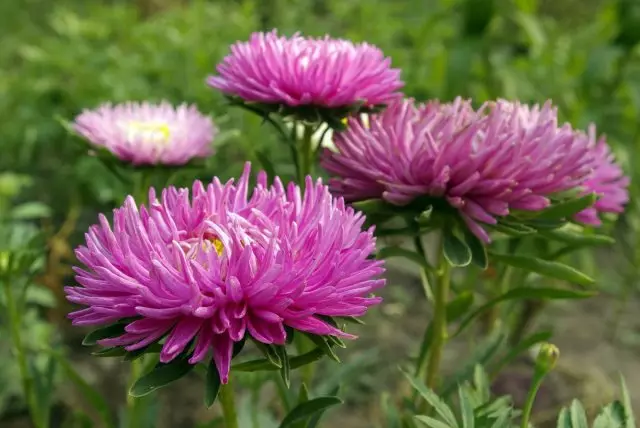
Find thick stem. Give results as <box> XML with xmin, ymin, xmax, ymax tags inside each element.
<box><xmin>425</xmin><ymin>252</ymin><xmax>451</xmax><ymax>390</ymax></box>
<box><xmin>219</xmin><ymin>381</ymin><xmax>240</xmax><ymax>428</ymax></box>
<box><xmin>3</xmin><ymin>278</ymin><xmax>41</xmax><ymax>427</ymax></box>
<box><xmin>296</xmin><ymin>123</ymin><xmax>315</xmax><ymax>182</ymax></box>
<box><xmin>126</xmin><ymin>359</ymin><xmax>143</xmax><ymax>428</ymax></box>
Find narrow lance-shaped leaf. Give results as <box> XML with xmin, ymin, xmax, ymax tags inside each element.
<box><xmin>403</xmin><ymin>370</ymin><xmax>459</xmax><ymax>428</ymax></box>
<box><xmin>535</xmin><ymin>193</ymin><xmax>597</xmax><ymax>220</ymax></box>
<box><xmin>376</xmin><ymin>246</ymin><xmax>432</xmax><ymax>270</ymax></box>
<box><xmin>488</xmin><ymin>252</ymin><xmax>594</xmax><ymax>286</ymax></box>
<box><xmin>278</xmin><ymin>397</ymin><xmax>343</xmax><ymax>428</ymax></box>
<box><xmin>454</xmin><ymin>287</ymin><xmax>595</xmax><ymax>337</ymax></box>
<box><xmin>204</xmin><ymin>359</ymin><xmax>221</xmax><ymax>408</ymax></box>
<box><xmin>129</xmin><ymin>358</ymin><xmax>195</xmax><ymax>397</ymax></box>
<box><xmin>82</xmin><ymin>323</ymin><xmax>128</xmax><ymax>346</ymax></box>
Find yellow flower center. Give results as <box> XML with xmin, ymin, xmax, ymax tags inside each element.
<box><xmin>125</xmin><ymin>121</ymin><xmax>171</xmax><ymax>145</ymax></box>
<box><xmin>200</xmin><ymin>233</ymin><xmax>224</xmax><ymax>257</ymax></box>
<box><xmin>211</xmin><ymin>238</ymin><xmax>224</xmax><ymax>256</ymax></box>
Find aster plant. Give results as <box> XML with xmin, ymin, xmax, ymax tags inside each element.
<box><xmin>208</xmin><ymin>30</ymin><xmax>403</xmax><ymax>182</ymax></box>
<box><xmin>321</xmin><ymin>97</ymin><xmax>629</xmax><ymax>392</ymax></box>
<box><xmin>65</xmin><ymin>163</ymin><xmax>384</xmax><ymax>426</ymax></box>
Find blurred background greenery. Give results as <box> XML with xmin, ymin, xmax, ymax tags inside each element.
<box><xmin>1</xmin><ymin>0</ymin><xmax>640</xmax><ymax>426</ymax></box>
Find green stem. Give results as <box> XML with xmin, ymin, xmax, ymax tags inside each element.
<box><xmin>425</xmin><ymin>247</ymin><xmax>451</xmax><ymax>390</ymax></box>
<box><xmin>413</xmin><ymin>235</ymin><xmax>435</xmax><ymax>379</ymax></box>
<box><xmin>483</xmin><ymin>265</ymin><xmax>513</xmax><ymax>334</ymax></box>
<box><xmin>126</xmin><ymin>359</ymin><xmax>143</xmax><ymax>428</ymax></box>
<box><xmin>3</xmin><ymin>277</ymin><xmax>41</xmax><ymax>427</ymax></box>
<box><xmin>219</xmin><ymin>380</ymin><xmax>240</xmax><ymax>428</ymax></box>
<box><xmin>295</xmin><ymin>335</ymin><xmax>315</xmax><ymax>389</ymax></box>
<box><xmin>297</xmin><ymin>123</ymin><xmax>315</xmax><ymax>182</ymax></box>
<box><xmin>133</xmin><ymin>170</ymin><xmax>152</xmax><ymax>204</ymax></box>
<box><xmin>520</xmin><ymin>372</ymin><xmax>545</xmax><ymax>428</ymax></box>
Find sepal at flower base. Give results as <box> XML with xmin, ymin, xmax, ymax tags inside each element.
<box><xmin>225</xmin><ymin>95</ymin><xmax>385</xmax><ymax>131</ymax></box>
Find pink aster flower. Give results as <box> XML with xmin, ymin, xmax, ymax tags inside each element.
<box><xmin>574</xmin><ymin>126</ymin><xmax>629</xmax><ymax>225</ymax></box>
<box><xmin>207</xmin><ymin>30</ymin><xmax>403</xmax><ymax>109</ymax></box>
<box><xmin>74</xmin><ymin>101</ymin><xmax>216</xmax><ymax>166</ymax></box>
<box><xmin>321</xmin><ymin>98</ymin><xmax>594</xmax><ymax>242</ymax></box>
<box><xmin>65</xmin><ymin>163</ymin><xmax>384</xmax><ymax>383</ymax></box>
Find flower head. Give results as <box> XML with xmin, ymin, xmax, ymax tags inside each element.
<box><xmin>207</xmin><ymin>30</ymin><xmax>403</xmax><ymax>111</ymax></box>
<box><xmin>65</xmin><ymin>163</ymin><xmax>384</xmax><ymax>382</ymax></box>
<box><xmin>74</xmin><ymin>101</ymin><xmax>216</xmax><ymax>166</ymax></box>
<box><xmin>322</xmin><ymin>98</ymin><xmax>594</xmax><ymax>242</ymax></box>
<box><xmin>574</xmin><ymin>127</ymin><xmax>629</xmax><ymax>225</ymax></box>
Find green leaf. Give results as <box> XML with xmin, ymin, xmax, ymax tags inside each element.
<box><xmin>278</xmin><ymin>397</ymin><xmax>343</xmax><ymax>428</ymax></box>
<box><xmin>464</xmin><ymin>228</ymin><xmax>488</xmax><ymax>269</ymax></box>
<box><xmin>232</xmin><ymin>347</ymin><xmax>325</xmax><ymax>372</ymax></box>
<box><xmin>490</xmin><ymin>222</ymin><xmax>536</xmax><ymax>236</ymax></box>
<box><xmin>377</xmin><ymin>246</ymin><xmax>432</xmax><ymax>270</ymax></box>
<box><xmin>129</xmin><ymin>358</ymin><xmax>194</xmax><ymax>397</ymax></box>
<box><xmin>416</xmin><ymin>206</ymin><xmax>434</xmax><ymax>226</ymax></box>
<box><xmin>415</xmin><ymin>415</ymin><xmax>455</xmax><ymax>428</ymax></box>
<box><xmin>381</xmin><ymin>393</ymin><xmax>402</xmax><ymax>428</ymax></box>
<box><xmin>404</xmin><ymin>372</ymin><xmax>459</xmax><ymax>428</ymax></box>
<box><xmin>91</xmin><ymin>347</ymin><xmax>128</xmax><ymax>357</ymax></box>
<box><xmin>620</xmin><ymin>375</ymin><xmax>635</xmax><ymax>428</ymax></box>
<box><xmin>297</xmin><ymin>383</ymin><xmax>310</xmax><ymax>404</ymax></box>
<box><xmin>276</xmin><ymin>345</ymin><xmax>291</xmax><ymax>388</ymax></box>
<box><xmin>304</xmin><ymin>334</ymin><xmax>340</xmax><ymax>362</ymax></box>
<box><xmin>488</xmin><ymin>252</ymin><xmax>595</xmax><ymax>286</ymax></box>
<box><xmin>443</xmin><ymin>228</ymin><xmax>472</xmax><ymax>267</ymax></box>
<box><xmin>82</xmin><ymin>323</ymin><xmax>128</xmax><ymax>346</ymax></box>
<box><xmin>253</xmin><ymin>341</ymin><xmax>283</xmax><ymax>368</ymax></box>
<box><xmin>492</xmin><ymin>331</ymin><xmax>553</xmax><ymax>375</ymax></box>
<box><xmin>594</xmin><ymin>401</ymin><xmax>626</xmax><ymax>428</ymax></box>
<box><xmin>454</xmin><ymin>287</ymin><xmax>595</xmax><ymax>337</ymax></box>
<box><xmin>540</xmin><ymin>229</ymin><xmax>614</xmax><ymax>247</ymax></box>
<box><xmin>459</xmin><ymin>387</ymin><xmax>475</xmax><ymax>428</ymax></box>
<box><xmin>535</xmin><ymin>194</ymin><xmax>597</xmax><ymax>221</ymax></box>
<box><xmin>337</xmin><ymin>316</ymin><xmax>365</xmax><ymax>325</ymax></box>
<box><xmin>123</xmin><ymin>343</ymin><xmax>162</xmax><ymax>361</ymax></box>
<box><xmin>11</xmin><ymin>202</ymin><xmax>52</xmax><ymax>220</ymax></box>
<box><xmin>352</xmin><ymin>199</ymin><xmax>392</xmax><ymax>215</ymax></box>
<box><xmin>204</xmin><ymin>359</ymin><xmax>221</xmax><ymax>408</ymax></box>
<box><xmin>557</xmin><ymin>407</ymin><xmax>571</xmax><ymax>428</ymax></box>
<box><xmin>570</xmin><ymin>400</ymin><xmax>589</xmax><ymax>428</ymax></box>
<box><xmin>473</xmin><ymin>365</ymin><xmax>491</xmax><ymax>402</ymax></box>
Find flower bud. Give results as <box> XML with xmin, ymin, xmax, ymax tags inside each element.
<box><xmin>535</xmin><ymin>343</ymin><xmax>559</xmax><ymax>374</ymax></box>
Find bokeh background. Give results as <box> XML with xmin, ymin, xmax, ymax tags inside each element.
<box><xmin>2</xmin><ymin>0</ymin><xmax>640</xmax><ymax>427</ymax></box>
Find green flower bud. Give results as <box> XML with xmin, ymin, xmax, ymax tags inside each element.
<box><xmin>535</xmin><ymin>343</ymin><xmax>559</xmax><ymax>374</ymax></box>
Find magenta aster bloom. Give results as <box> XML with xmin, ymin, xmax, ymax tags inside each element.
<box><xmin>322</xmin><ymin>98</ymin><xmax>594</xmax><ymax>242</ymax></box>
<box><xmin>574</xmin><ymin>127</ymin><xmax>629</xmax><ymax>225</ymax></box>
<box><xmin>74</xmin><ymin>101</ymin><xmax>216</xmax><ymax>166</ymax></box>
<box><xmin>65</xmin><ymin>163</ymin><xmax>384</xmax><ymax>382</ymax></box>
<box><xmin>207</xmin><ymin>30</ymin><xmax>403</xmax><ymax>109</ymax></box>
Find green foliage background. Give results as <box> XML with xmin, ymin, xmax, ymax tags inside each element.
<box><xmin>1</xmin><ymin>0</ymin><xmax>640</xmax><ymax>425</ymax></box>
